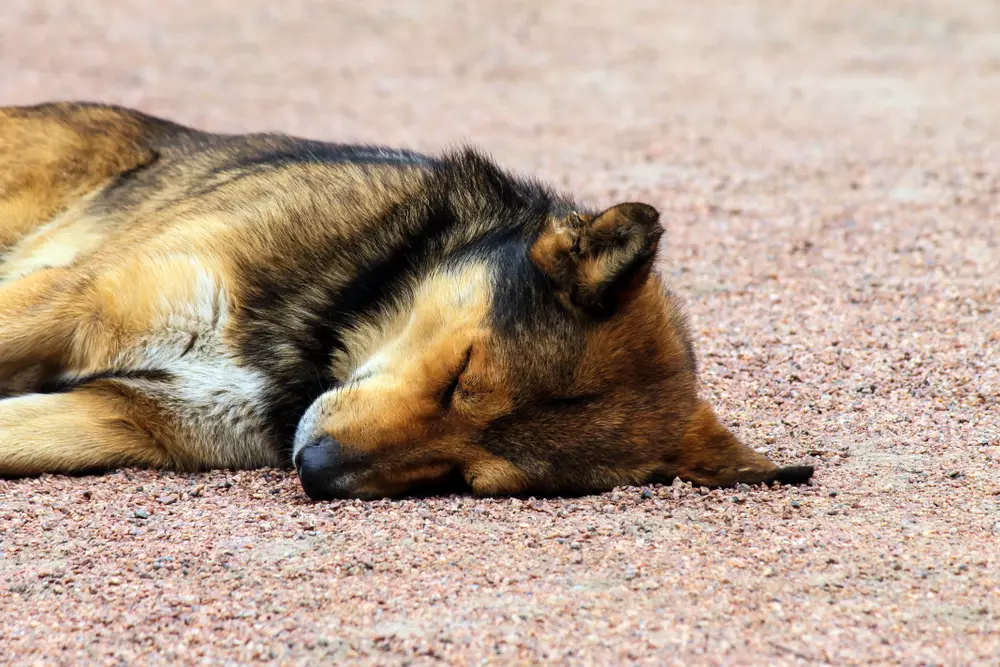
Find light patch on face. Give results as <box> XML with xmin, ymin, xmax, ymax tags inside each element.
<box><xmin>327</xmin><ymin>262</ymin><xmax>492</xmax><ymax>387</ymax></box>
<box><xmin>293</xmin><ymin>262</ymin><xmax>494</xmax><ymax>463</ymax></box>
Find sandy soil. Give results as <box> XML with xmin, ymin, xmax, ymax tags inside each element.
<box><xmin>1</xmin><ymin>0</ymin><xmax>999</xmax><ymax>664</ymax></box>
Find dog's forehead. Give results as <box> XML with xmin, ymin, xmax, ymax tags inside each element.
<box><xmin>417</xmin><ymin>262</ymin><xmax>493</xmax><ymax>310</ymax></box>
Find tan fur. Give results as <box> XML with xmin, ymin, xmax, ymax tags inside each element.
<box><xmin>0</xmin><ymin>383</ymin><xmax>174</xmax><ymax>473</ymax></box>
<box><xmin>0</xmin><ymin>105</ymin><xmax>156</xmax><ymax>249</ymax></box>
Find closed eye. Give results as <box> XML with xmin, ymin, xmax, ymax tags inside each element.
<box><xmin>440</xmin><ymin>346</ymin><xmax>473</xmax><ymax>409</ymax></box>
<box><xmin>543</xmin><ymin>394</ymin><xmax>600</xmax><ymax>410</ymax></box>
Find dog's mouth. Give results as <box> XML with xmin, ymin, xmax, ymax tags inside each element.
<box><xmin>296</xmin><ymin>469</ymin><xmax>471</xmax><ymax>502</ymax></box>
<box><xmin>293</xmin><ymin>435</ymin><xmax>473</xmax><ymax>501</ymax></box>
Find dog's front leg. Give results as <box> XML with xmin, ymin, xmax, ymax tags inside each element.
<box><xmin>0</xmin><ymin>268</ymin><xmax>92</xmax><ymax>395</ymax></box>
<box><xmin>0</xmin><ymin>382</ymin><xmax>178</xmax><ymax>477</ymax></box>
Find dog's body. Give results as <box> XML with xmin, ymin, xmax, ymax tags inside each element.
<box><xmin>0</xmin><ymin>102</ymin><xmax>812</xmax><ymax>499</ymax></box>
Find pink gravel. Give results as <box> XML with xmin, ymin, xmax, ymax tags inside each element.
<box><xmin>2</xmin><ymin>0</ymin><xmax>999</xmax><ymax>664</ymax></box>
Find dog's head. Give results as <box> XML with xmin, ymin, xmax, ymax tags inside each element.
<box><xmin>292</xmin><ymin>201</ymin><xmax>812</xmax><ymax>499</ymax></box>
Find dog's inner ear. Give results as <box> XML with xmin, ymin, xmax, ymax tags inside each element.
<box><xmin>530</xmin><ymin>202</ymin><xmax>663</xmax><ymax>316</ymax></box>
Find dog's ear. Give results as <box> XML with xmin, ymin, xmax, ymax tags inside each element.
<box><xmin>530</xmin><ymin>202</ymin><xmax>663</xmax><ymax>316</ymax></box>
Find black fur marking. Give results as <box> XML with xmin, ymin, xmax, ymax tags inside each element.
<box><xmin>232</xmin><ymin>142</ymin><xmax>435</xmax><ymax>170</ymax></box>
<box><xmin>180</xmin><ymin>334</ymin><xmax>198</xmax><ymax>358</ymax></box>
<box><xmin>40</xmin><ymin>368</ymin><xmax>175</xmax><ymax>394</ymax></box>
<box><xmin>113</xmin><ymin>150</ymin><xmax>160</xmax><ymax>184</ymax></box>
<box><xmin>206</xmin><ymin>140</ymin><xmax>435</xmax><ymax>183</ymax></box>
<box><xmin>477</xmin><ymin>238</ymin><xmax>551</xmax><ymax>336</ymax></box>
<box><xmin>542</xmin><ymin>393</ymin><xmax>601</xmax><ymax>410</ymax></box>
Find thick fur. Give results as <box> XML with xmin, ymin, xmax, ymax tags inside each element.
<box><xmin>0</xmin><ymin>102</ymin><xmax>813</xmax><ymax>499</ymax></box>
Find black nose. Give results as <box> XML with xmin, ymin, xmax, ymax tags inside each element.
<box><xmin>294</xmin><ymin>436</ymin><xmax>345</xmax><ymax>500</ymax></box>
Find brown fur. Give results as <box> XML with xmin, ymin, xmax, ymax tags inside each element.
<box><xmin>0</xmin><ymin>102</ymin><xmax>813</xmax><ymax>499</ymax></box>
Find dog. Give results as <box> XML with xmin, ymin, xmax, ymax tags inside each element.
<box><xmin>0</xmin><ymin>102</ymin><xmax>813</xmax><ymax>499</ymax></box>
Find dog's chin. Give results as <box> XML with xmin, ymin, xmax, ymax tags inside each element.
<box><xmin>392</xmin><ymin>470</ymin><xmax>472</xmax><ymax>499</ymax></box>
<box><xmin>297</xmin><ymin>468</ymin><xmax>472</xmax><ymax>501</ymax></box>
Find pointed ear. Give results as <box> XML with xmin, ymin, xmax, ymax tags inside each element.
<box><xmin>530</xmin><ymin>202</ymin><xmax>663</xmax><ymax>316</ymax></box>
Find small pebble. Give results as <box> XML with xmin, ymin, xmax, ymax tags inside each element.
<box><xmin>133</xmin><ymin>508</ymin><xmax>149</xmax><ymax>519</ymax></box>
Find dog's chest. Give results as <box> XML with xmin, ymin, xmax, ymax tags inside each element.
<box><xmin>99</xmin><ymin>260</ymin><xmax>280</xmax><ymax>468</ymax></box>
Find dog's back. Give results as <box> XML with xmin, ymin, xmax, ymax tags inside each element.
<box><xmin>0</xmin><ymin>102</ymin><xmax>813</xmax><ymax>498</ymax></box>
<box><xmin>1</xmin><ymin>102</ymin><xmax>433</xmax><ymax>261</ymax></box>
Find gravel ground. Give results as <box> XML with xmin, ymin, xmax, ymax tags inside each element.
<box><xmin>2</xmin><ymin>1</ymin><xmax>999</xmax><ymax>664</ymax></box>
